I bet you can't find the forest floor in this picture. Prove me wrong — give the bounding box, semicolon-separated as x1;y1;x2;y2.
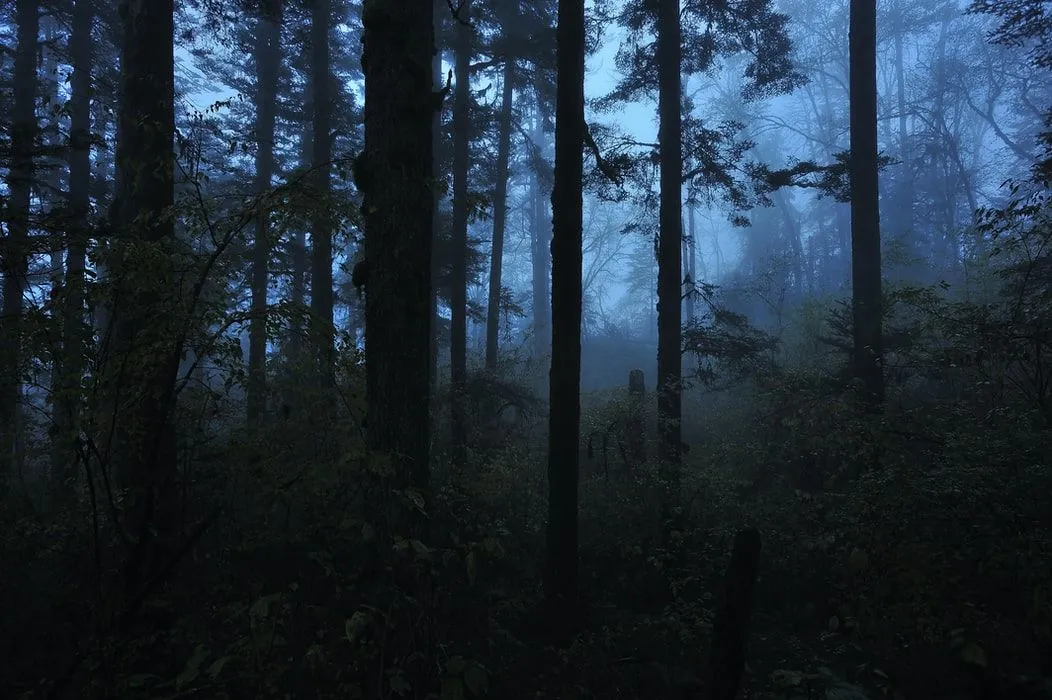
3;387;1052;700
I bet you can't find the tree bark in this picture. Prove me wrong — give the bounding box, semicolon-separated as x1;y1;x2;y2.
849;0;884;406
247;0;282;421
544;0;584;620
361;0;435;507
530;102;552;361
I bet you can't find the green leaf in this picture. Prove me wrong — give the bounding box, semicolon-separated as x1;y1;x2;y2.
345;610;371;643
464;662;489;696
176;644;209;690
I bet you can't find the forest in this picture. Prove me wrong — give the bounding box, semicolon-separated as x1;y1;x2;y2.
0;0;1050;697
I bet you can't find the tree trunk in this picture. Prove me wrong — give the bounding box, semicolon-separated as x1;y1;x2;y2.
544;0;584;622
247;0;282;422
106;0;178;609
656;0;683;475
1;0;39;486
449;2;471;462
429;8;444;388
287;85;312;363
485;45;516;371
361;0;434;511
530;101;551;360
54;0;94;494
310;0;334;380
686;203;697;321
849;0;884;406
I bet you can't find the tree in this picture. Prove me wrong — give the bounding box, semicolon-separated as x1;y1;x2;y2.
53;0;94;492
361;0;435;503
1;0;39;487
449;1;471;462
849;0;884;405
310;0;334;379
104;0;179;605
656;0;683;475
247;0;282;421
545;0;584;623
484;3;518;372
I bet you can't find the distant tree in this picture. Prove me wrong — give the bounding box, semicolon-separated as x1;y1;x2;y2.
849;0;884;406
484;2;518;372
52;0;94;492
310;0;334;380
1;0;39;488
545;0;585;624
449;0;471;462
247;0;282;421
361;0;435;504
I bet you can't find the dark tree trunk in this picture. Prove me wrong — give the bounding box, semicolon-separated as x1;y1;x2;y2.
107;0;178;607
361;0;434;506
429;7;444;388
247;0;282;422
1;0;39;485
449;3;471;462
849;0;884;406
544;0;584;621
656;0;683;476
287;85;312;363
485;45;516;371
310;0;334;380
685;203;696;322
54;0;94;493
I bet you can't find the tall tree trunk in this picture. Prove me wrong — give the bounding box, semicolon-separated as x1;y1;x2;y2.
287;87;312;363
1;0;39;486
485;45;516;371
656;0;683;475
361;0;434;512
849;0;884;406
247;0;282;422
54;0;94;493
106;0;178;610
892;0;915;255
449;2;471;461
310;0;334;380
685;203;696;322
530;101;551;360
429;9;444;388
544;0;584;622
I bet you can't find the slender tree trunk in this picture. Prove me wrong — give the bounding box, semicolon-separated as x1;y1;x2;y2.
1;0;39;485
449;3;471;461
429;10;444;388
544;0;584;622
288;87;312;363
310;0;334;380
686;203;696;322
656;0;683;475
54;0;94;493
849;0;884;406
892;1;915;253
530;101;551;360
485;48;516;371
361;0;434;509
247;0;282;421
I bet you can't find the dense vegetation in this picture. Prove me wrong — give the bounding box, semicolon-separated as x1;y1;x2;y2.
0;0;1049;698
